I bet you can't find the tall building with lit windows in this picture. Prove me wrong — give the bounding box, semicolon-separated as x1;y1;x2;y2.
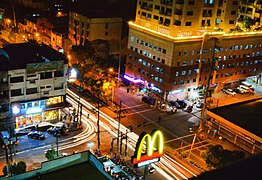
0;43;68;130
238;0;262;28
125;0;262;100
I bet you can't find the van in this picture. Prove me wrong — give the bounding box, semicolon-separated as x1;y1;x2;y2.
238;85;250;93
241;81;254;92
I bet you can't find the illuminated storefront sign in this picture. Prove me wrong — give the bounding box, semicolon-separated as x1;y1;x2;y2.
131;130;164;168
12;100;46;116
68;68;77;82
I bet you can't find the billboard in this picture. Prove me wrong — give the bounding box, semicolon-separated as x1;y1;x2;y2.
26;60;64;74
131;130;164;168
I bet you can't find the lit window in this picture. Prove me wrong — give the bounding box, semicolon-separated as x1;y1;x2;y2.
176;72;179;76
130;36;135;41
182;70;186;75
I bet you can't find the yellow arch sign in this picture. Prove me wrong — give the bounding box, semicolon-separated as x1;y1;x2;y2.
131;130;164;167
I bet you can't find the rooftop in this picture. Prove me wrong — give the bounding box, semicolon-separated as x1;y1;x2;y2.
28;161;108;180
210;98;262;138
0;43;67;71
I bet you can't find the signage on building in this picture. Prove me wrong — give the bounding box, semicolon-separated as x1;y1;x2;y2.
12;100;46;116
131;130;164;168
27;60;64;74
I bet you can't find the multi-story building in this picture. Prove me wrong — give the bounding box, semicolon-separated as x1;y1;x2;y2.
68;11;122;55
125;0;262;100
238;0;262;28
0;43;68;130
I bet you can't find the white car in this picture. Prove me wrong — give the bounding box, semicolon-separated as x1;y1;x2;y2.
237;85;250;93
223;88;236;96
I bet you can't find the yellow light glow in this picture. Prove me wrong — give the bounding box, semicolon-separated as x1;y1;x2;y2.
7;19;11;23
128;21;262;41
109;68;113;72
35;33;39;37
136;130;164;161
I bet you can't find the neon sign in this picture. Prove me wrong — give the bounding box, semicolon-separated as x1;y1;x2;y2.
131;130;164;168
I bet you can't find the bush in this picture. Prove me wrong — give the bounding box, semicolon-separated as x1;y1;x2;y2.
203;145;245;168
2;161;27;176
45;148;58;160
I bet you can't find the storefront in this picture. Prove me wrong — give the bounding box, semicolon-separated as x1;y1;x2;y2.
11;96;66;129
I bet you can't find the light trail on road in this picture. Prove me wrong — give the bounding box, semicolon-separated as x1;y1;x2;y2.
67;89;198;180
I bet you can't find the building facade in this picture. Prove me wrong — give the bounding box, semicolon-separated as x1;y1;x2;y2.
0;43;68;130
68;11;122;55
238;0;262;28
125;0;262;100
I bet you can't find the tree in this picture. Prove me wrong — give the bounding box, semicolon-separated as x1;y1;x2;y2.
2;161;27;176
202;145;245;168
45;148;58;161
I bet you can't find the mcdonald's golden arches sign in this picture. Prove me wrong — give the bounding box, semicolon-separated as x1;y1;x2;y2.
131;130;164;168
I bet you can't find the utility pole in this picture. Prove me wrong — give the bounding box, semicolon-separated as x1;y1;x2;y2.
116;101;122;156
97;94;101;150
200;37;219;130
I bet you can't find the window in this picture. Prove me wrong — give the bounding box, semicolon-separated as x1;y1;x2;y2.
11;89;23;97
153;15;159;20
188;0;194;5
26;88;38;94
40;72;52;79
187;11;193;16
105;23;108;29
54;71;64;77
180;80;184;84
182;70;186;75
161;59;165;64
229;20;234;24
163;49;166;54
231;11;236;15
185;22;192;26
10;76;24;83
176;72;179;76
155;5;160;10
188;70;191;74
184;51;189;55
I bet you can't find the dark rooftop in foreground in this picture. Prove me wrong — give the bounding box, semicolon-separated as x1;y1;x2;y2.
0;43;67;71
28;161;108;180
191;152;262;180
210;98;262;138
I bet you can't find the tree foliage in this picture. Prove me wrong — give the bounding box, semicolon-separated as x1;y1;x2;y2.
45;148;58;161
203;145;245;168
2;161;27;176
70;43;118;101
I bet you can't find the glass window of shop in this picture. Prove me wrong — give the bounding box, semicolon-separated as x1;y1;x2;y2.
16;114;41;128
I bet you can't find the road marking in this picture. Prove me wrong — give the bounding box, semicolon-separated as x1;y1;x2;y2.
125;109;153;116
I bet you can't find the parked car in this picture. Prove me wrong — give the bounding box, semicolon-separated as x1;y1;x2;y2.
169;101;180;108
177;100;187;109
27;131;45;140
47;124;67;137
142;96;156;105
184;105;193;113
241;81;254;92
237;85;249;93
222;88;236;96
233;88;244;94
161;104;177;113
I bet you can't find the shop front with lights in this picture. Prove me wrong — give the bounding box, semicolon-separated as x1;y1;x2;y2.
11;95;66;129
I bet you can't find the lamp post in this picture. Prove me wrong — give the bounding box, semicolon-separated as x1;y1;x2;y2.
200;37;219;130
